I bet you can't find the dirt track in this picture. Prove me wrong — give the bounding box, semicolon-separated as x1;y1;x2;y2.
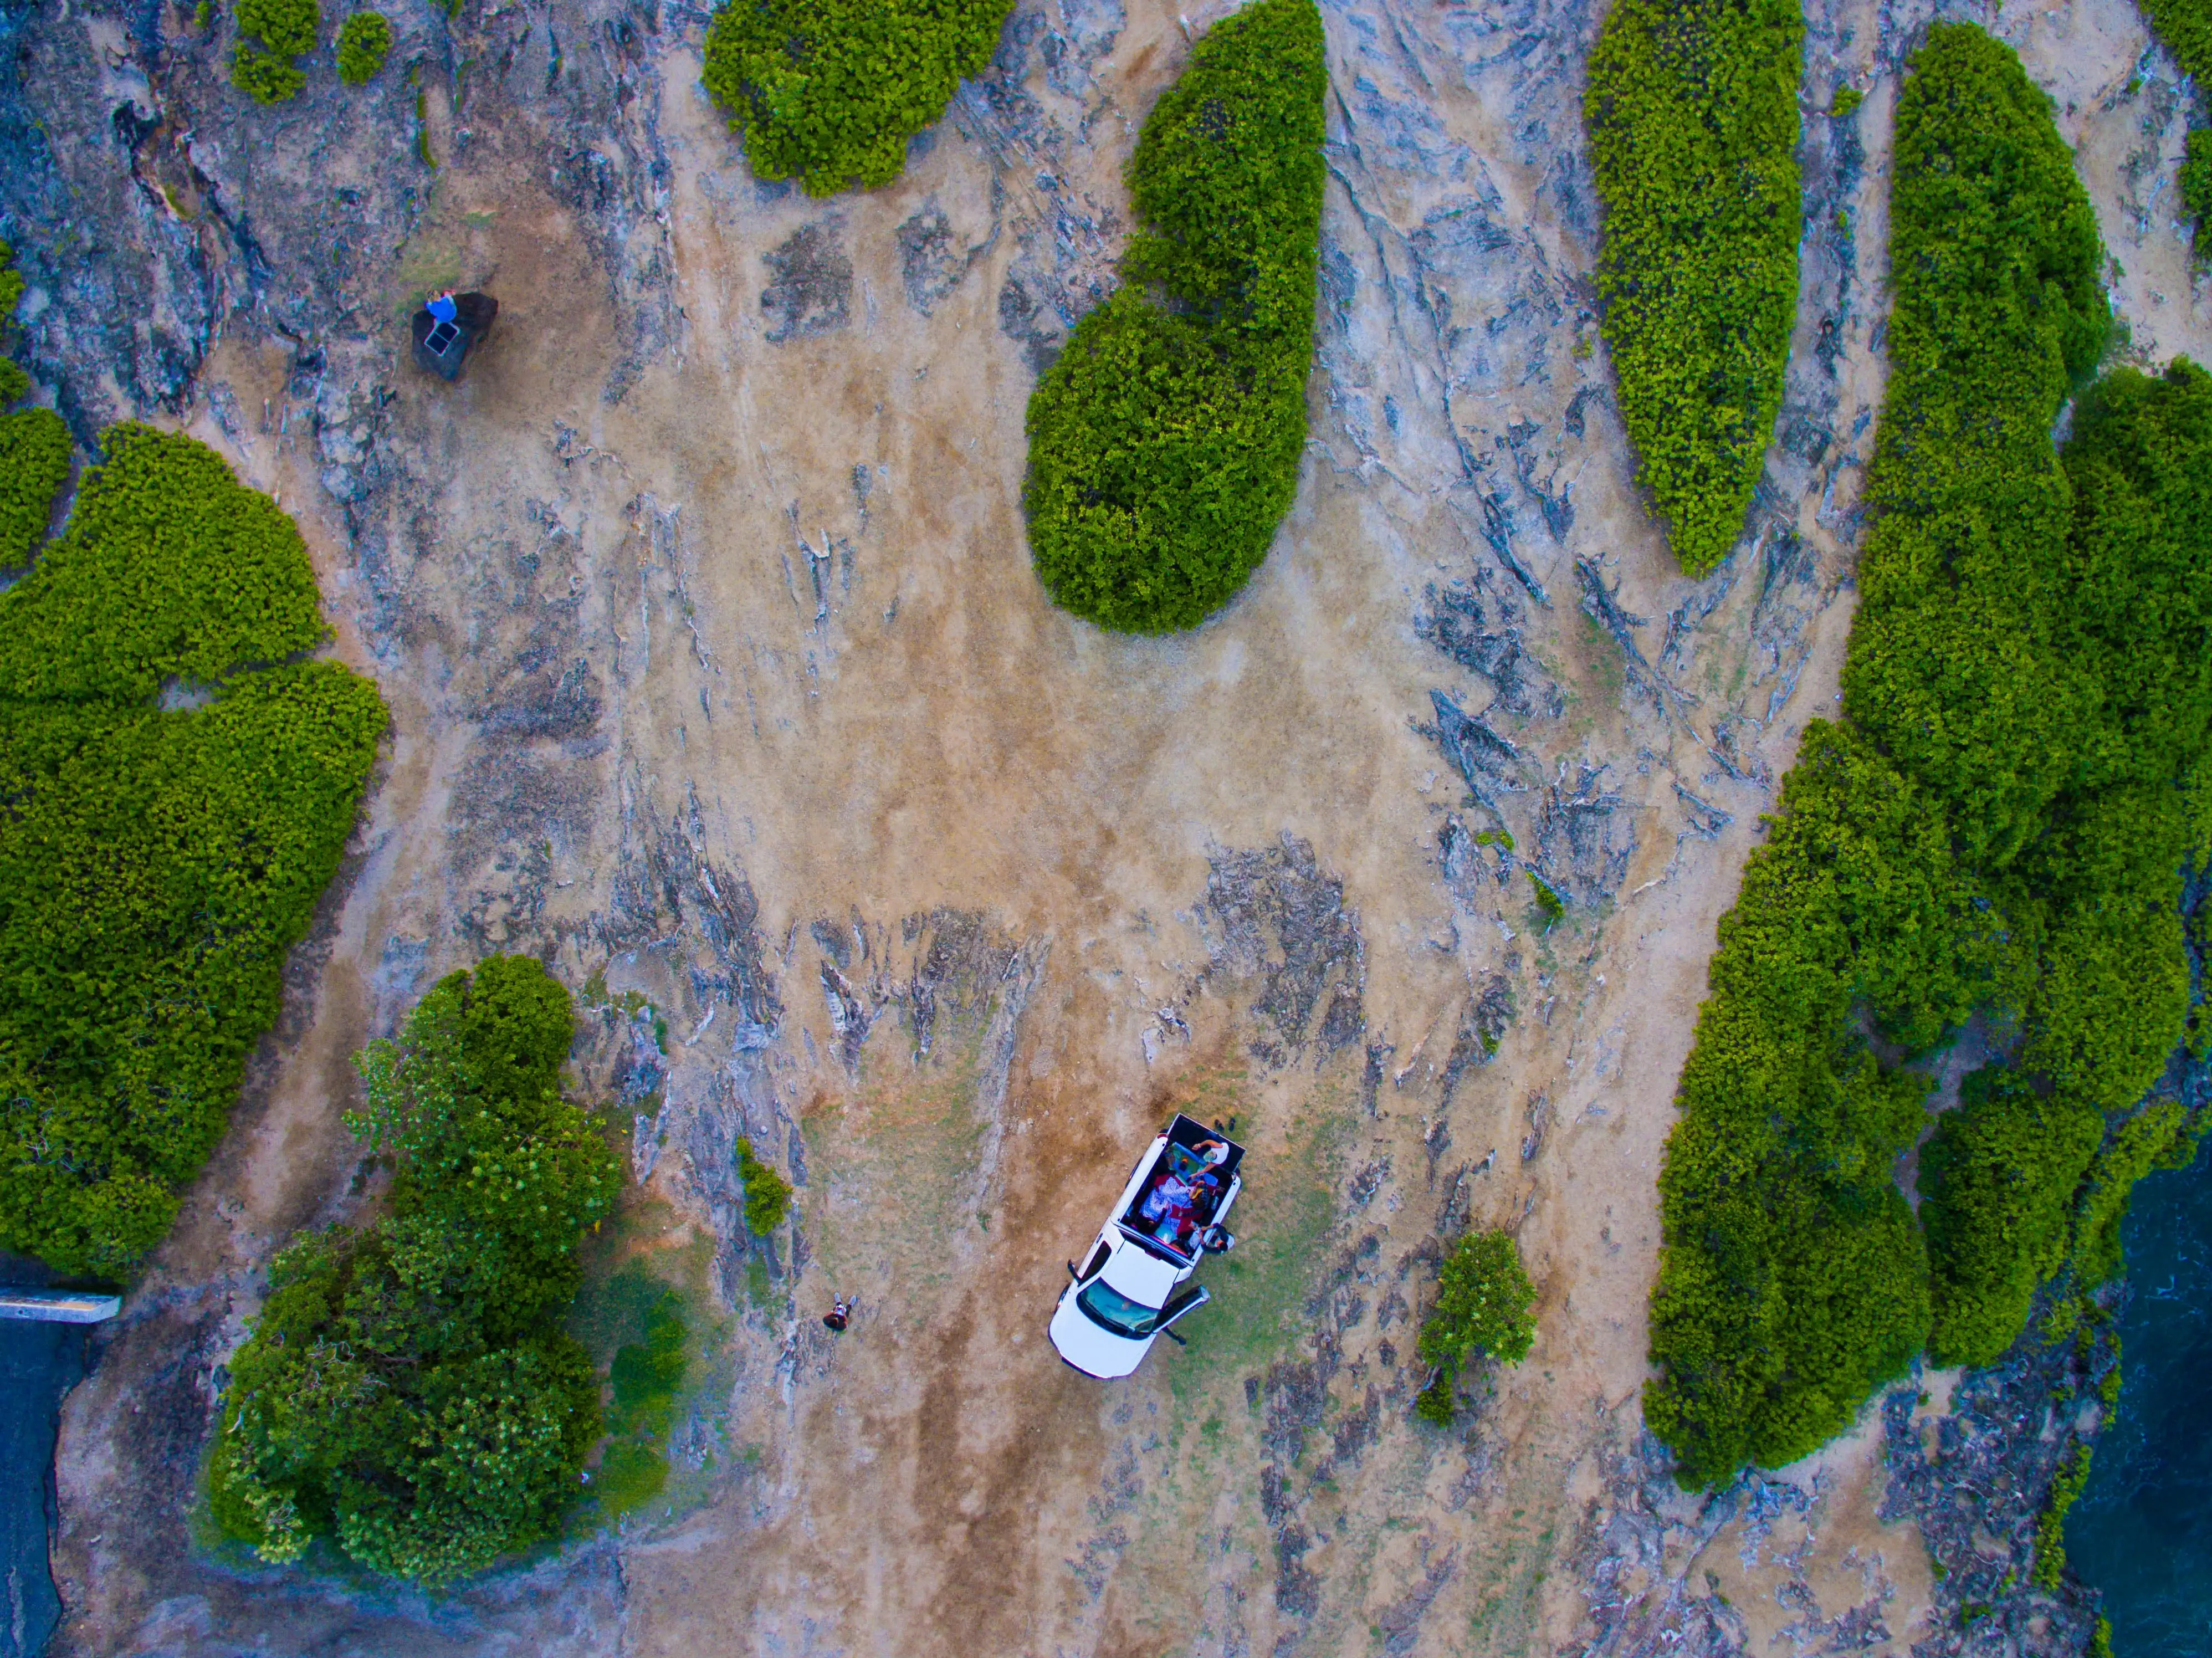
17;0;2211;1652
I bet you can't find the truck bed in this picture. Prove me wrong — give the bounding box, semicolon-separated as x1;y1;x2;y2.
1117;1113;1245;1262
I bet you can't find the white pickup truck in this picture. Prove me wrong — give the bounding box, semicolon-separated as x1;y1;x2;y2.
1048;1113;1245;1378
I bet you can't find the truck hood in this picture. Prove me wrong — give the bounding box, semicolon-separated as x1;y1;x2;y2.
1048;1287;1151;1379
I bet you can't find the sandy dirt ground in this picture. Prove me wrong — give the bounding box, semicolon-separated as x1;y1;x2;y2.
19;0;2212;1652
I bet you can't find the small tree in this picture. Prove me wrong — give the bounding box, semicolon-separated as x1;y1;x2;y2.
1414;1229;1538;1425
735;1138;792;1235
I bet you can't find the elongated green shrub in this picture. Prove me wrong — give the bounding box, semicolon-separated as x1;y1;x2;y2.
1023;0;1326;633
1584;0;1804;576
1648;24;2212;1488
702;0;1012;195
209;958;622;1581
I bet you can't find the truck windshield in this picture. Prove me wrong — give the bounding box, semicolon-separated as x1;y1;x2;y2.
1075;1279;1160;1339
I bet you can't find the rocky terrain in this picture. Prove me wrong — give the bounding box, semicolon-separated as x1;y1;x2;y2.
2;0;2208;1652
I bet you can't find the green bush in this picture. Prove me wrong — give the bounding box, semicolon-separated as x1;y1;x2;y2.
0;407;69;567
701;0;1011;196
1922;1072;2103;1367
210;959;622;1580
735;1137;791;1235
335;10;391;84
1583;0;1804;576
231;47;306;104
1831;84;1864;117
1841;23;2109;869
2184;130;2212;242
1022;0;1326;634
0;423;328;701
1414;1229;1536;1424
0;423;385;1275
2143;0;2212;85
1647;24;2212;1489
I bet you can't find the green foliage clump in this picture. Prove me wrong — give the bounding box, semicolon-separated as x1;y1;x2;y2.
701;0;1011;196
1831;84;1864;117
0;424;328;701
232;0;316;102
209;959;621;1580
1921;1072;2103;1367
1022;0;1327;634
335;11;391;84
2142;0;2212;86
2183;129;2212;243
1842;23;2109;870
0;243;68;570
1583;0;1805;576
1414;1229;1536;1425
1647;24;2212;1490
735;1137;791;1235
0;424;385;1275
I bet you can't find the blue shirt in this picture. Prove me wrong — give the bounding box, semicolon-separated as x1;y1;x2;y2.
428;294;457;323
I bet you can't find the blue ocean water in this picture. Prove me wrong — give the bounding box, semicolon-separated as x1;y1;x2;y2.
0;1317;84;1658
2067;1143;2212;1658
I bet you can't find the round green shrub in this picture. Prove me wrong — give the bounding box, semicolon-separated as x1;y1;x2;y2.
336;10;391;84
1022;0;1327;634
702;0;1012;196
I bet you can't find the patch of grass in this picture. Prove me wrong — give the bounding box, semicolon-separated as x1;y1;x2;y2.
1022;0;1327;633
1832;84;1864;116
1585;0;1804;575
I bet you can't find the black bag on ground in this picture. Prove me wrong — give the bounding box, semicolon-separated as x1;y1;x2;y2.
410;292;498;381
